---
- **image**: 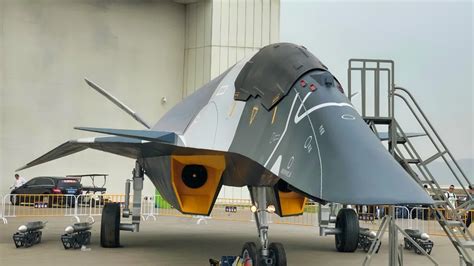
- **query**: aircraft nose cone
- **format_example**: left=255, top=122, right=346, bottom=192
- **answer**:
left=286, top=71, right=432, bottom=205
left=305, top=97, right=432, bottom=205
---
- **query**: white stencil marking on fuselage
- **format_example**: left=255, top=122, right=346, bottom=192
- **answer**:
left=341, top=114, right=355, bottom=120
left=304, top=136, right=313, bottom=153
left=319, top=125, right=325, bottom=136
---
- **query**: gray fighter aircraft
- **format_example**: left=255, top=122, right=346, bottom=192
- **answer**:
left=18, top=43, right=432, bottom=266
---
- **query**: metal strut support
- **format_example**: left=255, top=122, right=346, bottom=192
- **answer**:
left=256, top=187, right=270, bottom=257
left=120, top=161, right=144, bottom=232
left=363, top=206, right=439, bottom=266
left=123, top=179, right=132, bottom=218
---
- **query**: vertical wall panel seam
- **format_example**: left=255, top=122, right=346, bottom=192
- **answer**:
left=244, top=0, right=247, bottom=51
left=182, top=4, right=189, bottom=99
left=227, top=0, right=230, bottom=69
left=206, top=0, right=211, bottom=83
left=235, top=0, right=238, bottom=61
left=236, top=0, right=239, bottom=49
left=269, top=0, right=272, bottom=44
left=260, top=0, right=263, bottom=46
left=194, top=3, right=198, bottom=91
left=252, top=0, right=255, bottom=49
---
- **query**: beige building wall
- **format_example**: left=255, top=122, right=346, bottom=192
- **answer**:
left=0, top=0, right=280, bottom=198
left=183, top=0, right=280, bottom=95
left=0, top=0, right=186, bottom=196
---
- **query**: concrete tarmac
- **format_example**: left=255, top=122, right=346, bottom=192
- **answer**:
left=0, top=216, right=460, bottom=265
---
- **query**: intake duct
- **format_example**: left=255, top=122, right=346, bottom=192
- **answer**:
left=170, top=155, right=225, bottom=215
left=274, top=179, right=306, bottom=217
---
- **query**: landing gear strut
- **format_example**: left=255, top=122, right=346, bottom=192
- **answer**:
left=101, top=161, right=144, bottom=248
left=242, top=187, right=287, bottom=266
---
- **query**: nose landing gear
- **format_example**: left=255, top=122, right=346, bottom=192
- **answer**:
left=241, top=187, right=287, bottom=266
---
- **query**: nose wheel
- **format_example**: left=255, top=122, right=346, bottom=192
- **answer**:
left=243, top=187, right=287, bottom=266
left=268, top=242, right=287, bottom=266
left=241, top=241, right=286, bottom=266
left=241, top=242, right=260, bottom=265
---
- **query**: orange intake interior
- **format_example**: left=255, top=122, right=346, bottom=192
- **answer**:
left=170, top=155, right=225, bottom=215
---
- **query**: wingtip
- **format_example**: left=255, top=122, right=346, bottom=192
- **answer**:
left=74, top=126, right=97, bottom=132
left=16, top=165, right=28, bottom=172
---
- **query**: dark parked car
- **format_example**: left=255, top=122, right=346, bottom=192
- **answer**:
left=10, top=176, right=82, bottom=207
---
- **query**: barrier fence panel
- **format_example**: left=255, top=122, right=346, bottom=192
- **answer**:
left=355, top=205, right=474, bottom=237
left=0, top=194, right=6, bottom=224
left=2, top=194, right=79, bottom=221
left=1, top=193, right=472, bottom=239
left=141, top=195, right=156, bottom=221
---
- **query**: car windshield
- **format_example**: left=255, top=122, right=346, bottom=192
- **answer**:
left=58, top=179, right=81, bottom=188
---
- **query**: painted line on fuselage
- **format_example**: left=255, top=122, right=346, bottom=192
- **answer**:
left=294, top=99, right=354, bottom=124
left=264, top=92, right=300, bottom=168
left=294, top=90, right=323, bottom=197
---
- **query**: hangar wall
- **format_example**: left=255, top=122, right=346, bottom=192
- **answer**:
left=0, top=0, right=186, bottom=196
left=0, top=0, right=280, bottom=197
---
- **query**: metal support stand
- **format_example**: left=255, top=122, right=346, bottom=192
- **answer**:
left=362, top=206, right=439, bottom=266
left=319, top=203, right=339, bottom=236
left=120, top=161, right=144, bottom=232
left=123, top=179, right=132, bottom=218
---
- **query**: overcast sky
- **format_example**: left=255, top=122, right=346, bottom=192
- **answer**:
left=280, top=0, right=473, bottom=161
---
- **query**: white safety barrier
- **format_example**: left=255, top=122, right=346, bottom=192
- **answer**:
left=2, top=194, right=80, bottom=222
left=393, top=205, right=412, bottom=230
left=0, top=194, right=7, bottom=224
left=3, top=193, right=462, bottom=238
left=0, top=193, right=159, bottom=223
left=141, top=195, right=157, bottom=221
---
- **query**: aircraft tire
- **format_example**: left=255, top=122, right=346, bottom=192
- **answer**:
left=335, top=208, right=359, bottom=252
left=241, top=242, right=260, bottom=265
left=101, top=203, right=121, bottom=248
left=269, top=242, right=287, bottom=266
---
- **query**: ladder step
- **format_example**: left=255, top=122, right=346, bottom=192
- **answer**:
left=420, top=180, right=434, bottom=184
left=458, top=241, right=474, bottom=249
left=364, top=117, right=393, bottom=125
left=405, top=159, right=421, bottom=164
left=421, top=151, right=447, bottom=166
left=396, top=137, right=407, bottom=144
left=442, top=220, right=463, bottom=227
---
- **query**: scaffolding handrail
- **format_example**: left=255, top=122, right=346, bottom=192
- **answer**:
left=394, top=87, right=472, bottom=198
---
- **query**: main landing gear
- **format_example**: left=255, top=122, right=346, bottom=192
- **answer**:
left=319, top=204, right=360, bottom=253
left=101, top=161, right=144, bottom=248
left=335, top=208, right=359, bottom=252
left=241, top=187, right=287, bottom=266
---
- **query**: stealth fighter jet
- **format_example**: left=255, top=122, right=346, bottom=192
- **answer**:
left=18, top=43, right=432, bottom=265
